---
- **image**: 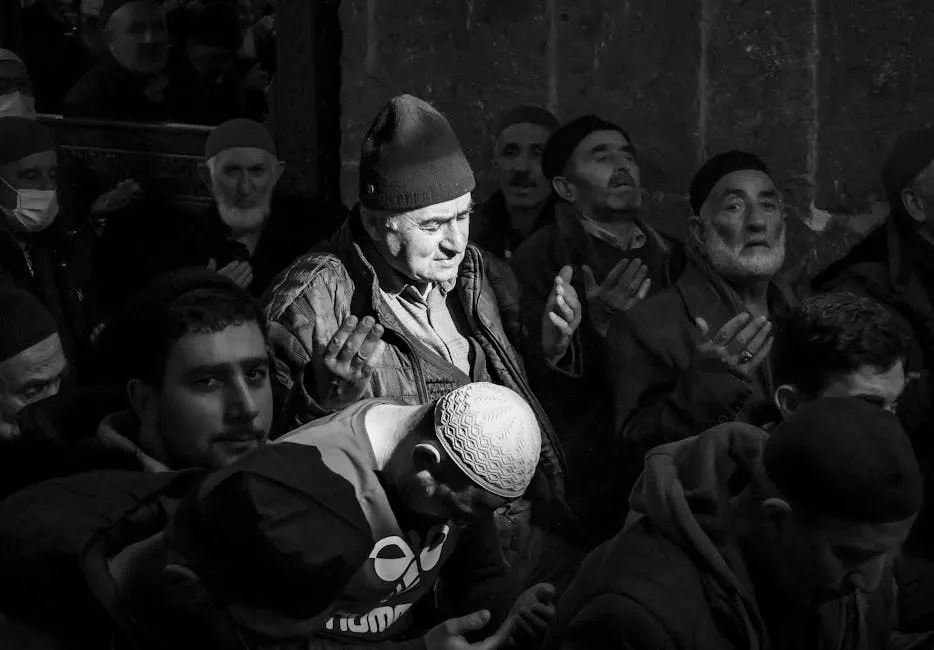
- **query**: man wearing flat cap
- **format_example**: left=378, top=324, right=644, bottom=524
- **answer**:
left=265, top=94, right=578, bottom=586
left=545, top=397, right=934, bottom=649
left=510, top=115, right=685, bottom=543
left=63, top=0, right=171, bottom=120
left=606, top=151, right=797, bottom=509
left=0, top=117, right=99, bottom=380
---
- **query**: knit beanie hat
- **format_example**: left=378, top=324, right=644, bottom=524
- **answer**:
left=359, top=94, right=475, bottom=212
left=189, top=1, right=242, bottom=51
left=0, top=288, right=58, bottom=363
left=167, top=443, right=373, bottom=640
left=881, top=128, right=934, bottom=217
left=0, top=117, right=55, bottom=166
left=433, top=382, right=542, bottom=499
left=765, top=396, right=923, bottom=524
left=689, top=150, right=771, bottom=215
left=496, top=106, right=560, bottom=138
left=541, top=115, right=631, bottom=179
left=205, top=118, right=276, bottom=160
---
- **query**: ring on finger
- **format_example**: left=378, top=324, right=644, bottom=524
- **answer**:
left=740, top=350, right=754, bottom=363
left=353, top=351, right=368, bottom=364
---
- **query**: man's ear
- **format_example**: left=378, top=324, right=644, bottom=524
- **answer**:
left=411, top=442, right=443, bottom=473
left=197, top=163, right=213, bottom=194
left=687, top=215, right=705, bottom=249
left=127, top=378, right=157, bottom=423
left=552, top=176, right=575, bottom=203
left=773, top=384, right=800, bottom=420
left=902, top=185, right=927, bottom=225
left=162, top=564, right=212, bottom=611
left=760, top=497, right=793, bottom=541
left=272, top=159, right=286, bottom=186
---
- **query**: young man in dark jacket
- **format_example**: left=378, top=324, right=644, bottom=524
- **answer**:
left=544, top=397, right=932, bottom=650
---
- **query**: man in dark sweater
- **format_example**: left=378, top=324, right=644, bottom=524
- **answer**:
left=103, top=383, right=556, bottom=649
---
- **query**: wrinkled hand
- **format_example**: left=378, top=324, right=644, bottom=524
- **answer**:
left=90, top=179, right=141, bottom=215
left=582, top=258, right=652, bottom=337
left=208, top=259, right=254, bottom=289
left=505, top=583, right=556, bottom=648
left=541, top=265, right=582, bottom=364
left=320, top=315, right=385, bottom=409
left=425, top=610, right=514, bottom=650
left=694, top=313, right=773, bottom=379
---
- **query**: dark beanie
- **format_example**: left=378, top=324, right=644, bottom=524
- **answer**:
left=359, top=94, right=475, bottom=211
left=765, top=397, right=923, bottom=524
left=167, top=443, right=372, bottom=639
left=541, top=115, right=631, bottom=180
left=689, top=150, right=771, bottom=215
left=0, top=288, right=58, bottom=363
left=205, top=118, right=276, bottom=160
left=496, top=106, right=560, bottom=138
left=881, top=128, right=934, bottom=213
left=0, top=118, right=56, bottom=166
left=189, top=2, right=242, bottom=51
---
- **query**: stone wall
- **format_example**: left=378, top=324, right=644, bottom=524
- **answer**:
left=338, top=0, right=934, bottom=275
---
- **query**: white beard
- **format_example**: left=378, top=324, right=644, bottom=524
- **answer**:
left=217, top=195, right=272, bottom=235
left=702, top=222, right=786, bottom=280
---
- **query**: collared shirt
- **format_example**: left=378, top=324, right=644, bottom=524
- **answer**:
left=368, top=246, right=473, bottom=375
left=579, top=214, right=647, bottom=252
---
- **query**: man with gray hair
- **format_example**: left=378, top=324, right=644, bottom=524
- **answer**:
left=264, top=94, right=578, bottom=587
left=604, top=151, right=797, bottom=515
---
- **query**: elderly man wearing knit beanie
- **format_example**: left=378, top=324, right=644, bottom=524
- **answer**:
left=547, top=396, right=934, bottom=649
left=63, top=0, right=170, bottom=120
left=0, top=288, right=67, bottom=440
left=266, top=94, right=578, bottom=587
left=604, top=151, right=797, bottom=501
left=0, top=49, right=36, bottom=119
left=0, top=116, right=100, bottom=379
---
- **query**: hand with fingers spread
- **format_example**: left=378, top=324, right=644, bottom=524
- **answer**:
left=505, top=583, right=556, bottom=648
left=208, top=259, right=254, bottom=289
left=694, top=312, right=773, bottom=379
left=425, top=610, right=515, bottom=650
left=582, top=258, right=652, bottom=337
left=320, top=315, right=385, bottom=409
left=542, top=265, right=583, bottom=364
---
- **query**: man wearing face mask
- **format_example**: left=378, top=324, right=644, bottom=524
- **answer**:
left=164, top=2, right=266, bottom=125
left=0, top=117, right=99, bottom=380
left=0, top=50, right=37, bottom=120
left=63, top=0, right=170, bottom=121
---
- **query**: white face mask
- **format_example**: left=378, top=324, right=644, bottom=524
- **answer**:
left=1, top=178, right=59, bottom=233
left=0, top=91, right=36, bottom=119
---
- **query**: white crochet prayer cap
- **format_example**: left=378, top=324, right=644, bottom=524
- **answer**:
left=0, top=49, right=24, bottom=66
left=433, top=383, right=542, bottom=499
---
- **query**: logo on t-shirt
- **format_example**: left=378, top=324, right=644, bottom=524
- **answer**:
left=324, top=524, right=454, bottom=638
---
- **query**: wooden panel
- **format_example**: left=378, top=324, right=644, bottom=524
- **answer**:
left=38, top=114, right=214, bottom=213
